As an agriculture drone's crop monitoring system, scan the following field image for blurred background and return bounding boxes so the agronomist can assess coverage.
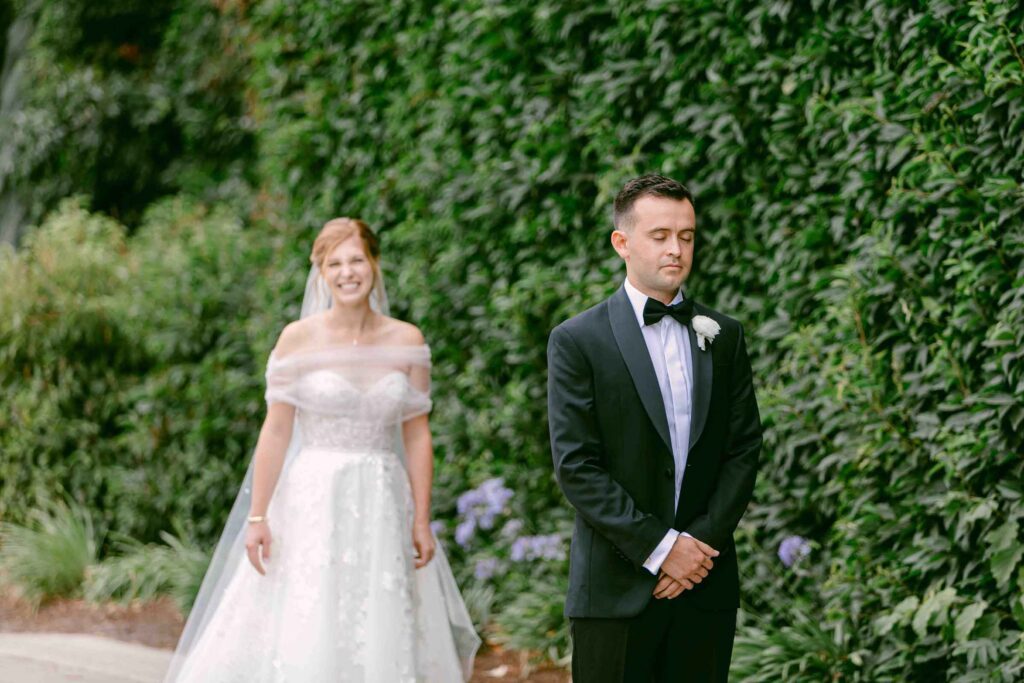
[0,0,1022,680]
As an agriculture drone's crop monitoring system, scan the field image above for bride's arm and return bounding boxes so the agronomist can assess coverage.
[244,405,294,576]
[245,322,303,574]
[403,414,436,568]
[250,322,304,519]
[248,402,296,519]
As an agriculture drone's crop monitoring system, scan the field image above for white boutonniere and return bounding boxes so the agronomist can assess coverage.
[691,315,721,351]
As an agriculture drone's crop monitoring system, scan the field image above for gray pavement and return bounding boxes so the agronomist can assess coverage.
[0,633,171,683]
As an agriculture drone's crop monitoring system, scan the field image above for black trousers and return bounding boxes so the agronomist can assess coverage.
[569,597,737,683]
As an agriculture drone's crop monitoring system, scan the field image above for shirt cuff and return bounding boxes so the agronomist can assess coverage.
[642,529,680,575]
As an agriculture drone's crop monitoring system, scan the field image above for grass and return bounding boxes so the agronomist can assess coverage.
[0,500,208,613]
[84,529,209,612]
[0,500,99,606]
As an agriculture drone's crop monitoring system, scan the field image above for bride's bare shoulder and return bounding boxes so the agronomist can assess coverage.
[379,317,425,346]
[274,316,319,356]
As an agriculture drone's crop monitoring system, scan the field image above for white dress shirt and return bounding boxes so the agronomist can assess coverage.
[621,278,695,575]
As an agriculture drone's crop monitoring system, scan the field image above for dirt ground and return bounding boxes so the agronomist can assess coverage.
[0,590,569,682]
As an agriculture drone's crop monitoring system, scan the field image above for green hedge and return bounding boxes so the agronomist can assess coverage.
[245,0,1024,676]
[2,0,1022,677]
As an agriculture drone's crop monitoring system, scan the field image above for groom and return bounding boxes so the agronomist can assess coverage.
[547,174,762,682]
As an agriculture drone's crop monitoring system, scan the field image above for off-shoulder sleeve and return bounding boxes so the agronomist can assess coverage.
[402,356,432,421]
[264,350,300,407]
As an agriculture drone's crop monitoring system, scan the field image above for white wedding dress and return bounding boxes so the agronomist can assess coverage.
[165,344,480,682]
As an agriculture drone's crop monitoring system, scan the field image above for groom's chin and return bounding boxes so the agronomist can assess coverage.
[657,272,687,290]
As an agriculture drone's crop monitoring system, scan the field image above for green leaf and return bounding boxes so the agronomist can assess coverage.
[874,595,920,636]
[985,520,1019,553]
[954,601,987,643]
[990,544,1024,588]
[1012,593,1024,630]
[912,587,957,638]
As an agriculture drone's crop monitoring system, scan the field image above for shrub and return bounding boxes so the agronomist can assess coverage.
[84,528,209,612]
[0,196,279,549]
[0,499,99,604]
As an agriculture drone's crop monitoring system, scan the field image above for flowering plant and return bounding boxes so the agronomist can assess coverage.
[778,535,812,568]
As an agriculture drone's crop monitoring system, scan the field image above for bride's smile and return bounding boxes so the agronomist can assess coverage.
[323,236,375,307]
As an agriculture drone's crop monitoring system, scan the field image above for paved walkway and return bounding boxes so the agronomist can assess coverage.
[0,633,171,683]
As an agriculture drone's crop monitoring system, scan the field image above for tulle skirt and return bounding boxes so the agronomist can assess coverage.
[172,446,471,682]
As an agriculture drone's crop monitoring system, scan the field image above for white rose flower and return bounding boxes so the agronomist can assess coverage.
[691,315,721,351]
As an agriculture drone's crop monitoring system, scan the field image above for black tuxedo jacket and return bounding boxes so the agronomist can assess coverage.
[547,285,762,618]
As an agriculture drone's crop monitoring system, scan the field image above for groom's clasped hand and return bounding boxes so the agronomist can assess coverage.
[653,535,719,600]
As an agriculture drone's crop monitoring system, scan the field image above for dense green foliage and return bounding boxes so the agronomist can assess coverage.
[2,0,1023,678]
[0,197,288,544]
[1,0,254,230]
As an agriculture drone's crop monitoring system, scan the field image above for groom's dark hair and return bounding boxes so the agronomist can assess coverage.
[613,174,693,231]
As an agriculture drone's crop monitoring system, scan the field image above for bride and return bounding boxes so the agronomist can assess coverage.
[164,218,481,681]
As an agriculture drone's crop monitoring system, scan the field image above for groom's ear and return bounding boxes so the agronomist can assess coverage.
[610,229,629,260]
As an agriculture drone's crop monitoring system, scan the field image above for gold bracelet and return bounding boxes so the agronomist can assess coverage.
[247,515,267,523]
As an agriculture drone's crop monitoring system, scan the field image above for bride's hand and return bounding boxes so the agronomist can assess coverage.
[245,521,272,575]
[412,522,435,569]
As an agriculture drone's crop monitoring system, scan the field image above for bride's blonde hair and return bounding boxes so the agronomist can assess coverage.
[310,217,381,272]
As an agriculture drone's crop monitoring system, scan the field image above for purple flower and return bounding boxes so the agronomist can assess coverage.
[510,537,528,562]
[510,534,565,562]
[454,477,514,545]
[429,520,445,537]
[778,535,811,568]
[474,557,500,581]
[500,519,524,539]
[455,519,475,547]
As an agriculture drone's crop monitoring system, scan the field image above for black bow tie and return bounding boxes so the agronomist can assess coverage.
[643,297,694,327]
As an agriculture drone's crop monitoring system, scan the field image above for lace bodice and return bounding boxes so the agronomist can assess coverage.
[264,344,433,453]
[295,370,410,451]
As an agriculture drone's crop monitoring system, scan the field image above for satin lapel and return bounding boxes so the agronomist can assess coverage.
[607,287,672,453]
[687,320,712,452]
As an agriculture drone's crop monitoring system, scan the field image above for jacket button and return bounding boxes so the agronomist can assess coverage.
[664,467,672,478]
